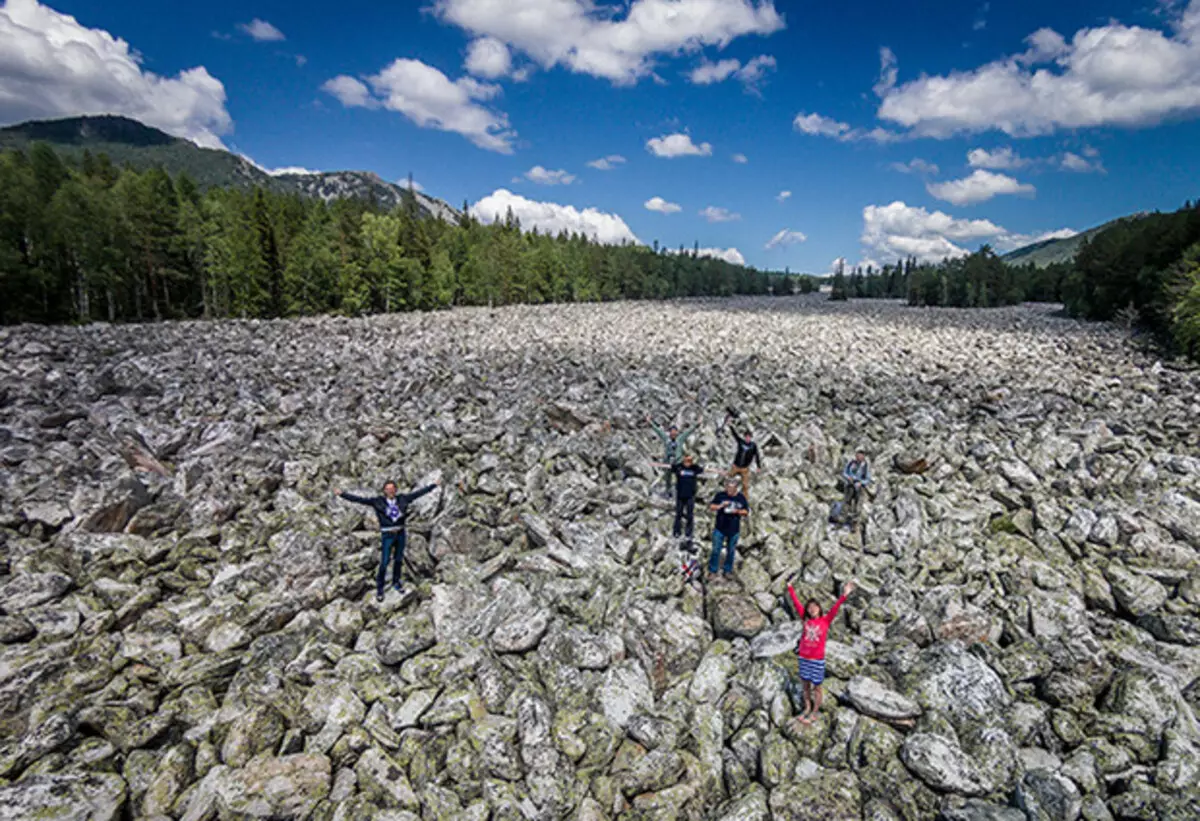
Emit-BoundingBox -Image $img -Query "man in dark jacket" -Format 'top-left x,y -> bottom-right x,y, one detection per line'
335,479 -> 440,601
650,453 -> 714,543
724,413 -> 762,500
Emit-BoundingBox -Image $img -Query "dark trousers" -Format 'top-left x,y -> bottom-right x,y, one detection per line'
842,483 -> 864,521
673,495 -> 696,539
378,530 -> 406,593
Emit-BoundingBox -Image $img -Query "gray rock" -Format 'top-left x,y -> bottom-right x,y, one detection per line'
1105,566 -> 1168,617
1015,769 -> 1082,821
900,733 -> 988,796
492,609 -> 551,653
0,773 -> 126,821
844,676 -> 922,721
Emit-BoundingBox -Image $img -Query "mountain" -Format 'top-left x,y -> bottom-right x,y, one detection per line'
0,115 -> 459,222
1001,217 -> 1137,268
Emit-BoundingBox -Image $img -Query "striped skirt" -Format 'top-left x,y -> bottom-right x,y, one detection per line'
797,656 -> 826,685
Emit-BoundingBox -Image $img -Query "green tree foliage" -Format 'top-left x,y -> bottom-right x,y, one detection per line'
0,143 -> 776,324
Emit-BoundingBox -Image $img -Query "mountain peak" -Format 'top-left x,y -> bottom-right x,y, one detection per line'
0,115 -> 178,148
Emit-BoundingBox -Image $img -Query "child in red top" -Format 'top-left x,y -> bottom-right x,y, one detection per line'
786,579 -> 856,725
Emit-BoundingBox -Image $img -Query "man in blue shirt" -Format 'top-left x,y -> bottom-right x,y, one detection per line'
650,453 -> 712,543
841,450 -> 871,525
708,478 -> 749,576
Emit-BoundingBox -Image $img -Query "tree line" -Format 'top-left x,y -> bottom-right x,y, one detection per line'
0,143 -> 787,325
828,201 -> 1200,360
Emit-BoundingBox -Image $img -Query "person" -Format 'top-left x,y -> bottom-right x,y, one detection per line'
334,478 -> 441,601
786,578 -> 857,724
723,412 -> 762,499
708,477 -> 749,576
646,414 -> 694,496
649,454 -> 713,543
841,450 -> 871,525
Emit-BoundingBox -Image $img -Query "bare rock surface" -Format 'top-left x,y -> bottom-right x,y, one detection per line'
0,295 -> 1198,819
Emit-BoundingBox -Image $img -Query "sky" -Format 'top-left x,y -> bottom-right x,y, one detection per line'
3,0 -> 1200,273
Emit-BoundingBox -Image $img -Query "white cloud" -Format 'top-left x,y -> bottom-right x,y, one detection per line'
644,196 -> 681,214
322,58 -> 515,153
873,46 -> 897,97
878,0 -> 1200,137
0,0 -> 233,148
926,170 -> 1036,206
765,228 -> 807,249
464,36 -> 512,78
586,154 -> 626,170
669,246 -> 746,265
793,111 -> 899,143
646,132 -> 712,157
732,152 -> 748,163
521,165 -> 575,185
268,166 -> 320,176
321,76 -> 375,108
471,188 -> 638,244
431,0 -> 785,86
890,158 -> 939,175
690,54 -> 776,90
860,200 -> 1072,262
776,190 -> 792,202
239,18 -> 285,42
967,146 -> 1028,169
1060,151 -> 1105,173
700,205 -> 740,222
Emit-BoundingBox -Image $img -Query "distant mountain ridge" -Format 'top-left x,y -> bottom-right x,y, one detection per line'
1001,216 -> 1141,268
0,115 -> 460,223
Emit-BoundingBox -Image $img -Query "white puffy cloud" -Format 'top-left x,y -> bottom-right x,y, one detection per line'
890,158 -> 939,175
1060,151 -> 1104,173
644,196 -> 681,213
793,111 -> 899,143
668,246 -> 746,265
967,146 -> 1028,169
776,190 -> 792,202
471,188 -> 638,244
0,0 -> 233,148
878,0 -> 1200,137
700,205 -> 740,222
322,58 -> 515,153
464,36 -> 512,78
689,54 -> 776,89
646,132 -> 712,157
765,228 -> 807,249
239,18 -> 285,42
860,200 -> 1072,262
521,165 -> 575,185
268,166 -> 320,176
732,152 -> 748,163
926,170 -> 1036,206
586,154 -> 626,170
431,0 -> 785,86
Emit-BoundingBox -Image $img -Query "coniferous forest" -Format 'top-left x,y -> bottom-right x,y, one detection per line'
0,143 -> 784,325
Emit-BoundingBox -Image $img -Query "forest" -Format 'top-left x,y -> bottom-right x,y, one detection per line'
0,143 -> 785,325
830,201 -> 1200,361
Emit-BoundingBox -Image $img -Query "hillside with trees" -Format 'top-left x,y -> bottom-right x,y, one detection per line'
837,200 -> 1200,360
0,142 -> 783,325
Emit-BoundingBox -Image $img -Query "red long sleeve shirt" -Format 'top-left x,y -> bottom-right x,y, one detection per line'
788,585 -> 848,661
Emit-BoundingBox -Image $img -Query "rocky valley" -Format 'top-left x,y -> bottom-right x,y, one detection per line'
0,295 -> 1198,820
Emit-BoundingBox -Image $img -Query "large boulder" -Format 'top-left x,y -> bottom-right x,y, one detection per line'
0,773 -> 126,821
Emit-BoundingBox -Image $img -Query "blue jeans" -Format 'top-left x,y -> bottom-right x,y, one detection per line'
709,529 -> 739,574
378,531 -> 406,593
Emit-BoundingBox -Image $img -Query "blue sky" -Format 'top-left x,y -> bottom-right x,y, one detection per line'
3,0 -> 1200,272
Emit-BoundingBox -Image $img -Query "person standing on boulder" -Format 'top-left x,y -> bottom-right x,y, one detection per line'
708,477 -> 749,576
841,450 -> 871,525
334,479 -> 440,601
649,453 -> 714,545
724,412 -> 762,500
646,414 -> 694,497
786,578 -> 856,724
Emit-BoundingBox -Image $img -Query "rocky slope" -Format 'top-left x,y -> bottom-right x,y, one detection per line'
0,296 -> 1197,820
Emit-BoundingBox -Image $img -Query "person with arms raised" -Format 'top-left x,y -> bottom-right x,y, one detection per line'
786,578 -> 857,725
335,478 -> 440,601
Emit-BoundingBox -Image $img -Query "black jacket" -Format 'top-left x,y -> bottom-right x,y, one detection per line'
730,424 -> 762,469
340,485 -> 436,530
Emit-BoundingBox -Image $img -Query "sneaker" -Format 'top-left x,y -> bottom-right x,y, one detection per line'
375,591 -> 384,603
393,583 -> 404,593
